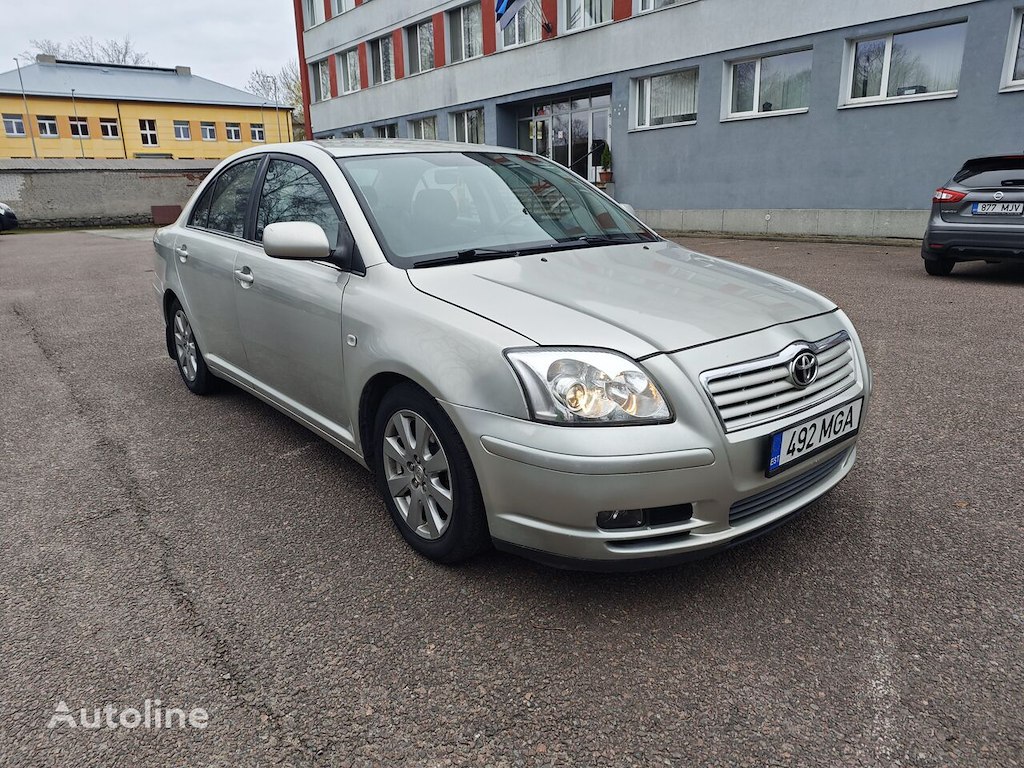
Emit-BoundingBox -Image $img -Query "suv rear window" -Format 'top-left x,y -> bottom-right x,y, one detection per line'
953,156 -> 1024,188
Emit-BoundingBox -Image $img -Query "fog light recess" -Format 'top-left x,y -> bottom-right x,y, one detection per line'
596,509 -> 646,530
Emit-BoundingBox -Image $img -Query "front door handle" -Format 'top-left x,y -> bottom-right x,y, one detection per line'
175,244 -> 188,262
234,267 -> 254,286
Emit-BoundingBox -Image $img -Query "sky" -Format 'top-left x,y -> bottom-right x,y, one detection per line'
0,0 -> 299,90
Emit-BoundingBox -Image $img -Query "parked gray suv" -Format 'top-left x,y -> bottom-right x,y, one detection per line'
152,140 -> 871,570
922,155 -> 1024,275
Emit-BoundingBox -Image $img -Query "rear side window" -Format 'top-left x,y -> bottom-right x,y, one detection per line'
202,159 -> 261,237
954,157 -> 1024,188
255,159 -> 343,249
188,182 -> 215,228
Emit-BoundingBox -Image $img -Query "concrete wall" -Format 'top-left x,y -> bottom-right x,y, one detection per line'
0,159 -> 216,228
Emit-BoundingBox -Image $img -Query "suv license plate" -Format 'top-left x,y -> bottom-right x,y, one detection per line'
767,399 -> 863,476
972,202 -> 1023,215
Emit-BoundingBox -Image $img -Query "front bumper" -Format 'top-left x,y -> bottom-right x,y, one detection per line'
443,312 -> 871,570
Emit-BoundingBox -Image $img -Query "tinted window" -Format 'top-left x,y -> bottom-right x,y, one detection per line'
206,159 -> 260,237
954,157 -> 1024,188
188,182 -> 215,228
255,159 -> 343,248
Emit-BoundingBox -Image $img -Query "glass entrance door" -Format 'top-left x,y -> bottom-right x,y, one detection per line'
515,91 -> 610,181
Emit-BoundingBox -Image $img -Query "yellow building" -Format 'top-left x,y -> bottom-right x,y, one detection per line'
0,56 -> 293,160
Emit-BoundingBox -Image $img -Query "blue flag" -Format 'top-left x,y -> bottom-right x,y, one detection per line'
496,0 -> 530,29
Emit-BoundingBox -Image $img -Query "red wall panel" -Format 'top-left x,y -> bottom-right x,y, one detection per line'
392,29 -> 405,79
482,0 -> 497,54
433,13 -> 447,67
613,0 -> 631,21
358,43 -> 370,90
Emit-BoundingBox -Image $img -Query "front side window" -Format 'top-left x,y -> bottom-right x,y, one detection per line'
174,120 -> 191,140
370,36 -> 395,85
201,122 -> 217,141
69,117 -> 90,138
340,49 -> 360,93
100,118 -> 119,138
374,123 -> 398,138
565,0 -> 611,31
38,116 -> 58,137
251,123 -> 265,142
139,119 -> 158,146
848,23 -> 967,102
2,114 -> 25,137
204,159 -> 261,237
453,109 -> 484,143
449,3 -> 482,63
407,20 -> 435,75
255,159 -> 343,249
503,0 -> 542,47
226,123 -> 242,141
338,151 -> 655,267
410,116 -> 437,140
730,49 -> 811,116
636,68 -> 698,128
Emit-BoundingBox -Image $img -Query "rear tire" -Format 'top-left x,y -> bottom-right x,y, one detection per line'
924,257 -> 955,276
169,299 -> 217,395
373,383 -> 490,564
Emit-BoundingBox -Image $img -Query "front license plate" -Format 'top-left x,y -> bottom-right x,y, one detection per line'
972,202 -> 1023,215
767,399 -> 863,476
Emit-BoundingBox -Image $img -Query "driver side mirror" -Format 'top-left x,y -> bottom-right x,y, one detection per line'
263,222 -> 331,261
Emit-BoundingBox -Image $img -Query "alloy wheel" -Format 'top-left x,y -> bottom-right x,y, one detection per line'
173,309 -> 198,382
382,409 -> 454,540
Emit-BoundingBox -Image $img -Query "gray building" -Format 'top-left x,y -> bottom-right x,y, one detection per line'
297,0 -> 1024,237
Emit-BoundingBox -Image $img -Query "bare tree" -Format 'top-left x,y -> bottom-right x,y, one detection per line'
21,35 -> 153,65
247,61 -> 305,137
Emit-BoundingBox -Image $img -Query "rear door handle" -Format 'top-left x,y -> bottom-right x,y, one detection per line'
175,244 -> 188,262
234,268 -> 254,286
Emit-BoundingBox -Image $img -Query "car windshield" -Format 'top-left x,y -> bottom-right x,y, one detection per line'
336,151 -> 656,267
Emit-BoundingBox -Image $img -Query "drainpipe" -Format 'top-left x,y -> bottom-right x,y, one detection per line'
14,58 -> 39,158
115,102 -> 128,158
70,88 -> 85,158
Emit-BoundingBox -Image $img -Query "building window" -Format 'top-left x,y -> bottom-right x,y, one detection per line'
449,3 -> 482,63
226,123 -> 242,141
339,49 -> 360,93
565,0 -> 610,31
139,119 -> 158,146
847,23 -> 967,103
3,114 -> 26,137
37,116 -> 59,137
503,0 -> 542,47
729,49 -> 811,117
342,130 -> 364,138
251,123 -> 265,142
410,116 -> 437,139
638,0 -> 678,10
201,122 -> 217,141
369,36 -> 395,85
452,108 -> 484,143
1003,9 -> 1024,89
374,123 -> 398,138
99,118 -> 119,138
334,0 -> 354,13
407,20 -> 435,75
636,68 -> 698,128
304,0 -> 324,28
312,59 -> 331,101
173,120 -> 192,140
69,117 -> 90,138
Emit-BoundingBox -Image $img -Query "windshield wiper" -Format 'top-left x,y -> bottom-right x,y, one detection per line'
412,235 -> 652,268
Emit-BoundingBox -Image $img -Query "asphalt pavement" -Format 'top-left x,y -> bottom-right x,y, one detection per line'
0,229 -> 1020,767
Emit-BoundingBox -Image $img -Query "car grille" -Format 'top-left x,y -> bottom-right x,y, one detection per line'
701,332 -> 857,432
729,450 -> 849,525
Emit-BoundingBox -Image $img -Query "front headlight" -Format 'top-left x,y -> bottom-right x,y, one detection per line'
505,348 -> 672,425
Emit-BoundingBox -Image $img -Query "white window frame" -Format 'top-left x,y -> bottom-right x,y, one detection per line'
139,119 -> 158,146
37,116 -> 59,138
2,114 -> 25,137
500,0 -> 542,50
407,20 -> 435,75
173,120 -> 191,140
334,0 -> 354,14
451,108 -> 484,143
369,36 -> 395,85
562,0 -> 612,34
448,3 -> 483,64
339,49 -> 360,93
840,23 -> 966,109
304,0 -> 325,29
313,59 -> 331,101
724,49 -> 812,121
1000,7 -> 1024,92
632,67 -> 699,131
99,118 -> 119,139
226,123 -> 242,142
251,123 -> 265,142
637,0 -> 686,13
69,116 -> 90,138
200,122 -> 217,141
342,130 -> 363,139
409,115 -> 438,139
374,123 -> 398,138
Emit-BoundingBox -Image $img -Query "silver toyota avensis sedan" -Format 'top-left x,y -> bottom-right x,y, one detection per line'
153,140 -> 871,570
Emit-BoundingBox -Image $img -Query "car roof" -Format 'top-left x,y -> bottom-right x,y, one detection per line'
312,138 -> 523,157
959,154 -> 1024,170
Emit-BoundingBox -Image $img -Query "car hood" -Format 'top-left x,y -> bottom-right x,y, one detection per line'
406,240 -> 836,358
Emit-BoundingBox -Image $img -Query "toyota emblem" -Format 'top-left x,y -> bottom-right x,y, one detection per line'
790,351 -> 818,388
994,191 -> 1004,201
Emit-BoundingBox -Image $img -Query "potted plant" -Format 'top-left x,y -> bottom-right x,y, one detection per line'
599,145 -> 613,183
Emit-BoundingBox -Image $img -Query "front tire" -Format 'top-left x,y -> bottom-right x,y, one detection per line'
924,257 -> 955,276
169,300 -> 217,395
373,383 -> 490,563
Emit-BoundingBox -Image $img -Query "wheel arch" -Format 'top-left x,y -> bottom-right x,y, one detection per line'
162,289 -> 180,359
358,372 -> 438,470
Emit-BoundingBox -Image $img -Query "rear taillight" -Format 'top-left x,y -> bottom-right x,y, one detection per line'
933,187 -> 966,203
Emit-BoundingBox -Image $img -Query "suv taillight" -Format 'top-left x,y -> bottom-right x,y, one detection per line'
933,187 -> 966,203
